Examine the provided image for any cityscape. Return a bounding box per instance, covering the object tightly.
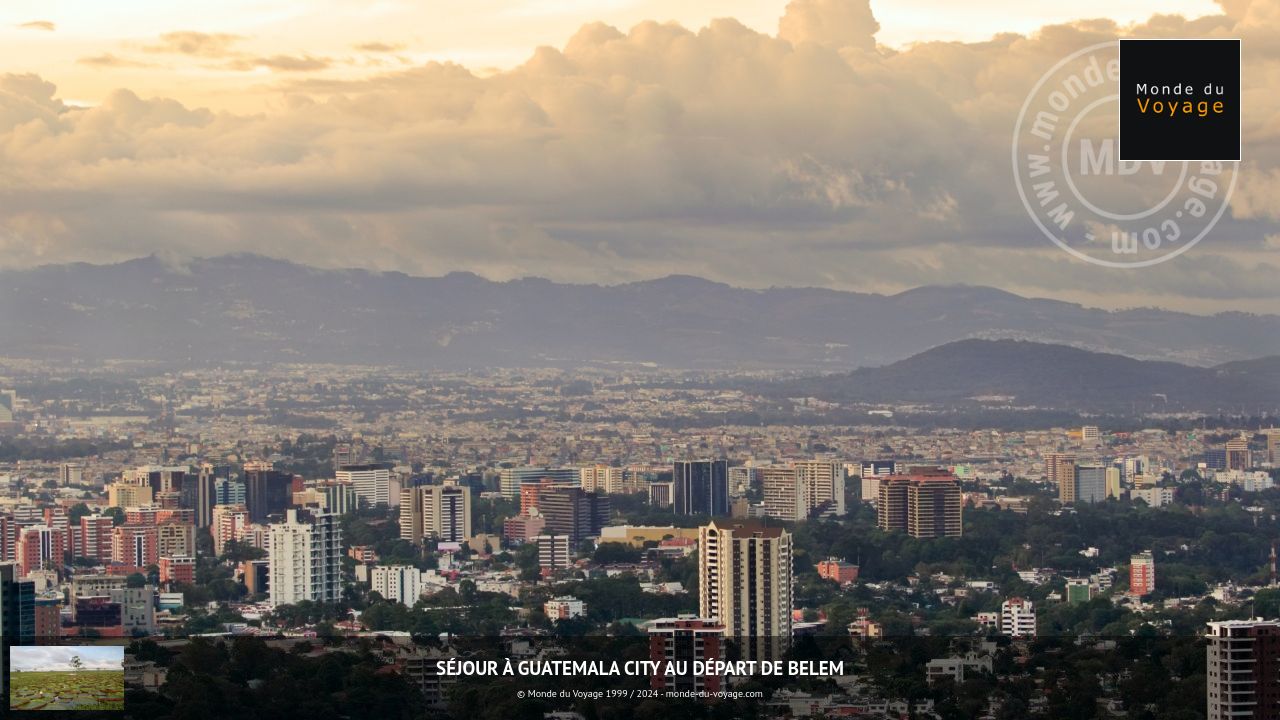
[0,356,1279,718]
[4,0,1280,718]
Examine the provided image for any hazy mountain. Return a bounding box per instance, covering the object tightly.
[2,254,1279,370]
[776,339,1280,413]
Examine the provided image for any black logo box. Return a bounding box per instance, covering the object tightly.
[1119,38,1241,161]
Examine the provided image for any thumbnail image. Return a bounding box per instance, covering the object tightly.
[8,646,125,711]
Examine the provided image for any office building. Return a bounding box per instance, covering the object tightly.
[1226,437,1252,472]
[1081,425,1101,444]
[1206,620,1280,720]
[648,616,725,694]
[1,562,35,642]
[503,514,546,545]
[195,463,234,529]
[1130,551,1155,597]
[244,461,295,522]
[540,487,610,544]
[156,522,195,559]
[1074,464,1108,504]
[338,463,395,508]
[698,520,793,662]
[500,467,580,500]
[159,555,195,585]
[760,461,846,520]
[371,565,424,606]
[268,509,343,606]
[876,470,963,539]
[1000,597,1036,637]
[60,462,84,487]
[648,481,674,508]
[674,460,729,516]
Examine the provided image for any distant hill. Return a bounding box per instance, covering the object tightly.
[1,254,1279,370]
[774,339,1280,413]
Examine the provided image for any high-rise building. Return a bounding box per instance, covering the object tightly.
[579,465,624,494]
[499,467,580,500]
[371,565,424,606]
[59,463,84,487]
[156,522,195,559]
[1130,551,1155,597]
[648,481,674,508]
[1226,436,1251,472]
[760,462,846,520]
[1206,620,1280,720]
[1074,464,1108,504]
[647,616,725,693]
[295,480,356,516]
[402,481,473,544]
[876,470,963,538]
[159,555,196,585]
[337,463,395,508]
[244,461,295,522]
[268,509,343,606]
[212,504,252,556]
[1045,453,1078,503]
[536,534,572,576]
[78,514,115,563]
[540,487,610,544]
[108,482,154,508]
[698,520,792,662]
[1000,597,1036,637]
[129,465,190,497]
[1081,425,1101,445]
[1266,430,1280,465]
[17,525,64,576]
[195,463,234,529]
[859,460,896,504]
[1,561,35,699]
[674,460,729,516]
[1105,467,1123,499]
[111,524,159,569]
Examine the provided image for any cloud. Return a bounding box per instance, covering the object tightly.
[144,31,243,58]
[1,1,1280,312]
[226,55,332,72]
[77,54,159,69]
[354,42,406,53]
[18,21,56,32]
[10,646,123,672]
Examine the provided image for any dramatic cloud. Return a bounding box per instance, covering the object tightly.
[1,0,1279,312]
[144,31,243,58]
[18,21,56,32]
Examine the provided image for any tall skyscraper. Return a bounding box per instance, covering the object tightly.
[244,461,294,522]
[540,487,610,544]
[1206,620,1280,720]
[268,509,343,606]
[674,460,729,516]
[698,520,793,662]
[1045,453,1078,503]
[196,463,234,528]
[1074,464,1107,504]
[877,470,963,538]
[1,562,36,700]
[1130,551,1155,597]
[647,616,725,693]
[337,462,395,508]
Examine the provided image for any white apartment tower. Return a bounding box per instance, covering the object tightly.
[268,509,343,606]
[698,520,793,662]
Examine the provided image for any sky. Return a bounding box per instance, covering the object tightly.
[1,0,1278,314]
[10,646,124,672]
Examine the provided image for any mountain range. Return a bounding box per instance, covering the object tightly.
[774,339,1280,413]
[2,254,1278,370]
